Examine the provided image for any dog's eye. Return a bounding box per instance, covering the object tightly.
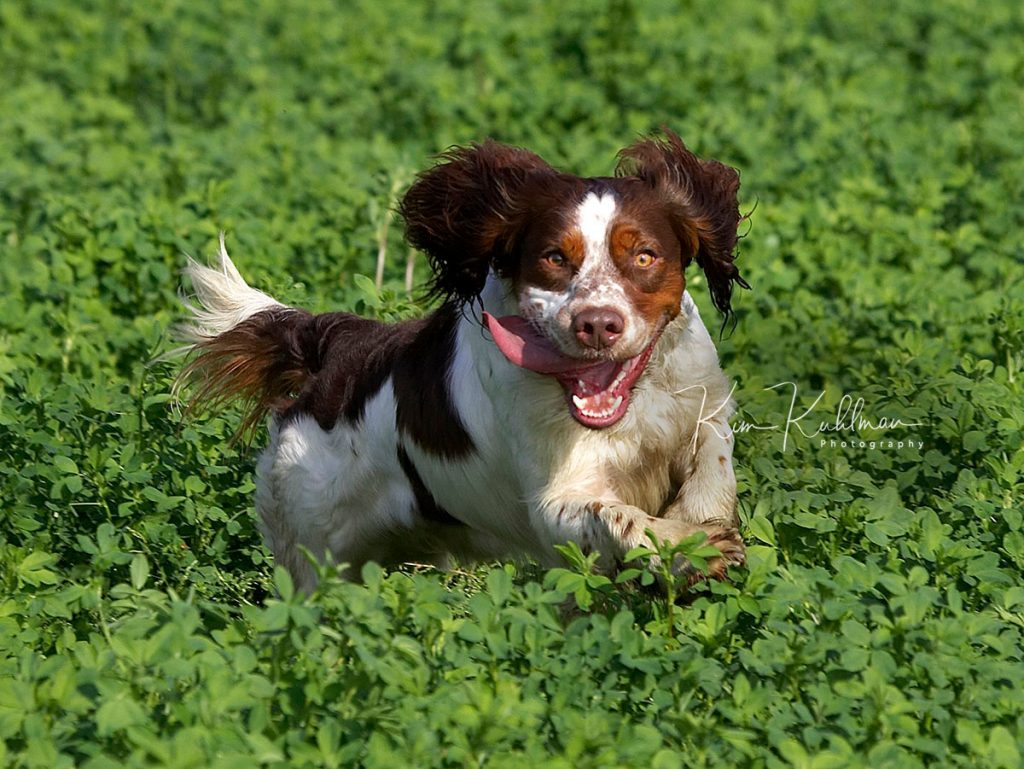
[544,251,567,268]
[635,250,658,268]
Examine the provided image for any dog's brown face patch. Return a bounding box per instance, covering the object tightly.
[606,209,687,332]
[513,200,587,295]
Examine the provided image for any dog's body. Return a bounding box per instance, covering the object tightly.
[180,131,748,588]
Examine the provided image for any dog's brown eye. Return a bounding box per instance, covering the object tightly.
[545,251,567,268]
[635,250,657,268]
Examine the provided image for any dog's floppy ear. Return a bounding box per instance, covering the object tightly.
[400,140,556,304]
[616,129,749,317]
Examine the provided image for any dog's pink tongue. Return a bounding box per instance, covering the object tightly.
[483,312,579,373]
[483,313,613,382]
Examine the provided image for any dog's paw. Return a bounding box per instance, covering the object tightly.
[699,524,746,579]
[671,524,745,586]
[635,519,745,587]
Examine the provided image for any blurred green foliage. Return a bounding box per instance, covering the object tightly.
[1,0,1022,766]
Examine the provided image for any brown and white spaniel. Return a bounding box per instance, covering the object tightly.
[178,129,749,589]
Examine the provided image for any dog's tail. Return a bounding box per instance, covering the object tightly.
[174,234,315,437]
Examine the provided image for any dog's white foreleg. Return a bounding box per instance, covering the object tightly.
[664,414,738,529]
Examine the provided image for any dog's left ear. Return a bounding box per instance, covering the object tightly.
[616,129,749,317]
[400,140,557,304]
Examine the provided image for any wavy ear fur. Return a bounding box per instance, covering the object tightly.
[616,129,749,317]
[399,141,557,304]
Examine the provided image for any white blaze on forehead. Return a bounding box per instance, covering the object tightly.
[574,191,627,306]
[570,190,644,348]
[576,193,617,267]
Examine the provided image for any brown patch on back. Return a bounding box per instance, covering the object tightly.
[291,303,475,459]
[284,312,420,429]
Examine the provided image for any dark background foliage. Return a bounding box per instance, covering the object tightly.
[0,0,1022,766]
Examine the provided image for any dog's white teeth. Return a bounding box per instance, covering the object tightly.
[572,391,625,420]
[577,380,585,389]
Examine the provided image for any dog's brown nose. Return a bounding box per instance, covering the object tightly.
[573,307,624,350]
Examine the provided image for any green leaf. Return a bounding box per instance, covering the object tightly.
[747,515,776,545]
[778,738,809,767]
[17,551,59,586]
[864,522,890,546]
[53,455,78,475]
[988,726,1020,769]
[96,697,145,736]
[274,566,295,601]
[487,567,512,605]
[130,553,149,590]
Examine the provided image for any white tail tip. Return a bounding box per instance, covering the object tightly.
[178,233,284,342]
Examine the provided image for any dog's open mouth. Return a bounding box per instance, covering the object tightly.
[483,313,661,428]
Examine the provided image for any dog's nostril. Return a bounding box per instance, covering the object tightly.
[573,308,625,350]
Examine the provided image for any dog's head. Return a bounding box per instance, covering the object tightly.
[400,129,747,428]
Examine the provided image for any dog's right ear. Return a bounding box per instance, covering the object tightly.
[400,141,556,304]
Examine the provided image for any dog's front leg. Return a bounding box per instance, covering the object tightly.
[661,415,745,577]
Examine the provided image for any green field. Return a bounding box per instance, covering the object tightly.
[2,0,1023,766]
